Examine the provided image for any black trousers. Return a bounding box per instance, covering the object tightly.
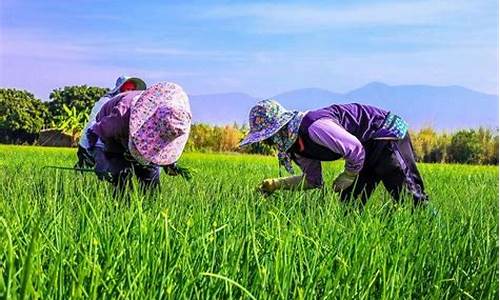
[340,134,428,205]
[77,146,160,191]
[107,152,160,190]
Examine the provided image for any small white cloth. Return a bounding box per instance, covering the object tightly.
[79,95,112,149]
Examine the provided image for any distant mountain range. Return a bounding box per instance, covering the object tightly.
[189,82,498,130]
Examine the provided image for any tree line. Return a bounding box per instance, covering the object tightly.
[0,87,498,165]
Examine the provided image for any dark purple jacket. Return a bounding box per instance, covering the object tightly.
[290,103,391,186]
[89,90,142,153]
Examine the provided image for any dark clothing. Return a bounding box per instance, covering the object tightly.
[340,134,428,205]
[87,91,161,190]
[89,90,142,152]
[290,113,343,161]
[288,103,427,204]
[75,145,95,169]
[94,149,160,190]
[305,103,389,142]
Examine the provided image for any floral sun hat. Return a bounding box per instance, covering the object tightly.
[240,99,304,174]
[239,99,297,147]
[109,76,147,96]
[128,82,192,166]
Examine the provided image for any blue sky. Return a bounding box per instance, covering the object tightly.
[0,0,498,100]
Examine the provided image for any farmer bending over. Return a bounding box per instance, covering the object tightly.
[77,76,147,169]
[86,82,192,190]
[239,99,428,206]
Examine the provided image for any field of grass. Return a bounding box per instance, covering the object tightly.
[0,145,498,299]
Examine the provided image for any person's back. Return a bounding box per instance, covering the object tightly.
[305,103,389,142]
[75,76,146,169]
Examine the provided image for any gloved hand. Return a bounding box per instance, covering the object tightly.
[93,148,113,182]
[260,178,280,193]
[332,170,358,192]
[258,175,310,196]
[163,163,193,181]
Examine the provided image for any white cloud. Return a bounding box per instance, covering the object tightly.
[0,28,91,61]
[0,26,244,66]
[0,29,208,99]
[202,1,480,33]
[130,47,243,61]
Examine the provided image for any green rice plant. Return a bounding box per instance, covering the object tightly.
[0,145,498,299]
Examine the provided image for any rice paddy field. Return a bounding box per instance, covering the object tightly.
[0,145,498,299]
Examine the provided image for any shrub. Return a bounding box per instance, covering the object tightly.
[0,88,49,144]
[47,85,108,118]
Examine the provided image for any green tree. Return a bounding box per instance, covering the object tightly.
[186,123,216,151]
[0,88,48,144]
[52,104,89,145]
[47,85,108,119]
[426,133,450,163]
[475,127,498,165]
[447,130,482,164]
[490,134,499,164]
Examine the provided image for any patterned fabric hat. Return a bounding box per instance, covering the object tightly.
[128,82,191,165]
[109,76,146,96]
[239,99,296,147]
[240,99,304,175]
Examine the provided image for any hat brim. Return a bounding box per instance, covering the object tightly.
[110,77,147,95]
[129,82,191,166]
[132,129,190,165]
[239,112,295,147]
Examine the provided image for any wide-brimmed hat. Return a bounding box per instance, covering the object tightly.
[109,76,147,95]
[128,82,191,166]
[239,99,296,147]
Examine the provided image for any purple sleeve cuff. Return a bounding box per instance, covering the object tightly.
[308,118,365,173]
[294,155,323,187]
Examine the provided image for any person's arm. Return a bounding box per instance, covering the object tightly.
[90,104,128,143]
[87,96,127,181]
[259,155,323,194]
[308,118,364,173]
[163,163,193,181]
[307,118,364,191]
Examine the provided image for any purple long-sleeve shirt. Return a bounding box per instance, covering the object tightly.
[295,118,365,187]
[89,90,142,153]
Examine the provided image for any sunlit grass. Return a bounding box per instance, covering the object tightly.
[0,145,498,299]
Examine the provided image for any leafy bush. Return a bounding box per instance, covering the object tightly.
[186,123,244,152]
[411,128,451,163]
[52,104,89,145]
[412,127,498,165]
[47,85,108,118]
[0,88,49,144]
[446,130,482,164]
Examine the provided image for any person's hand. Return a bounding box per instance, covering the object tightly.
[258,178,280,196]
[332,171,358,192]
[163,164,193,181]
